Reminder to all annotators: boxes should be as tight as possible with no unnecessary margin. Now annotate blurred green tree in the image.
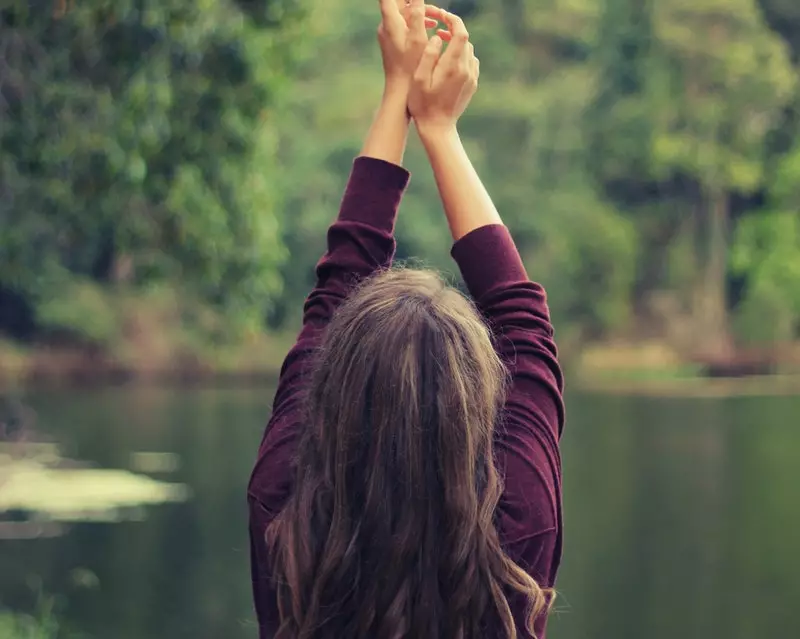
[0,0,302,336]
[2,0,800,364]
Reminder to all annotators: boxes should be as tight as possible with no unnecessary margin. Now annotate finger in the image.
[438,11,469,63]
[466,43,476,68]
[422,5,445,30]
[414,34,444,87]
[379,0,404,31]
[408,0,425,36]
[437,10,468,42]
[424,5,447,21]
[436,28,452,42]
[456,41,474,78]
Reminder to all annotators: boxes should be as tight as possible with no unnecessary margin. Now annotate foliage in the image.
[731,145,800,342]
[0,0,301,333]
[0,598,58,639]
[2,0,800,359]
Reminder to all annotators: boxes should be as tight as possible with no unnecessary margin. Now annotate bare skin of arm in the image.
[418,125,501,241]
[410,9,499,241]
[360,88,411,165]
[361,0,443,166]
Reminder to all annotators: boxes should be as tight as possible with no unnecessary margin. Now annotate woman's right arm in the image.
[421,123,565,532]
[417,124,501,241]
[410,11,566,591]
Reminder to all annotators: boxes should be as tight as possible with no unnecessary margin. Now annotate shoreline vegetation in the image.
[4,2,800,402]
[0,287,297,389]
[3,329,800,397]
[0,335,292,388]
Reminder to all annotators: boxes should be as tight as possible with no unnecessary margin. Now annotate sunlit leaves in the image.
[651,0,795,190]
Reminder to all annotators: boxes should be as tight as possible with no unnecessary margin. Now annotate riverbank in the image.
[3,281,800,391]
[569,340,800,396]
[575,371,800,397]
[3,334,800,396]
[0,336,292,388]
[0,285,297,389]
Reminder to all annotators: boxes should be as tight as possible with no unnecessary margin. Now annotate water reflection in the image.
[1,443,188,526]
[1,387,798,639]
[557,394,800,639]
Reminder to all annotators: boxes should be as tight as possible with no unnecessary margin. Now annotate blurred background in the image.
[1,0,799,638]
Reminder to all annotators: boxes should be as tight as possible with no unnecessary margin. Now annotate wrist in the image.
[360,83,411,166]
[416,121,460,147]
[382,79,411,112]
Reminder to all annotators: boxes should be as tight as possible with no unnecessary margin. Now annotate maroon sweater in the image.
[248,157,565,638]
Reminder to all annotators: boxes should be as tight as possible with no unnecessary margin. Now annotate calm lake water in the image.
[3,386,800,638]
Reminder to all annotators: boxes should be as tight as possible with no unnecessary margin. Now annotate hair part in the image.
[268,268,551,638]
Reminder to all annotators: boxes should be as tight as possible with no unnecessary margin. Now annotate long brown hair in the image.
[267,269,550,638]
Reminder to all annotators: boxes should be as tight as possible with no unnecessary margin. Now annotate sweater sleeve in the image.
[248,156,410,514]
[451,224,565,584]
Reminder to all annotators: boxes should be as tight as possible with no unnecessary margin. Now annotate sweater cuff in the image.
[451,224,529,300]
[338,157,411,232]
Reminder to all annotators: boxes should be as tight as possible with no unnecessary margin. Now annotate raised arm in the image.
[249,0,436,514]
[409,9,565,596]
[260,0,440,436]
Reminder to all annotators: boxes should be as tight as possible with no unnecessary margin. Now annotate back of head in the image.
[268,269,548,639]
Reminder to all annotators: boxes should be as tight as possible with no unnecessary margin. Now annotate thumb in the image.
[415,35,443,84]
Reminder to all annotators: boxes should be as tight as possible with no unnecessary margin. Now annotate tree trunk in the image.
[112,253,134,284]
[695,187,733,357]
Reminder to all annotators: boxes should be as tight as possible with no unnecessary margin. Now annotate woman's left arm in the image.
[247,100,411,634]
[249,0,437,514]
[271,104,411,418]
[249,95,411,510]
[249,0,434,549]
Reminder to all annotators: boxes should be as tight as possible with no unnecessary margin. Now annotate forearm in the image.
[360,86,411,165]
[267,156,409,433]
[418,125,502,241]
[305,92,409,332]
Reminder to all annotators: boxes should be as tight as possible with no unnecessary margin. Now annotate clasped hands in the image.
[378,0,479,135]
